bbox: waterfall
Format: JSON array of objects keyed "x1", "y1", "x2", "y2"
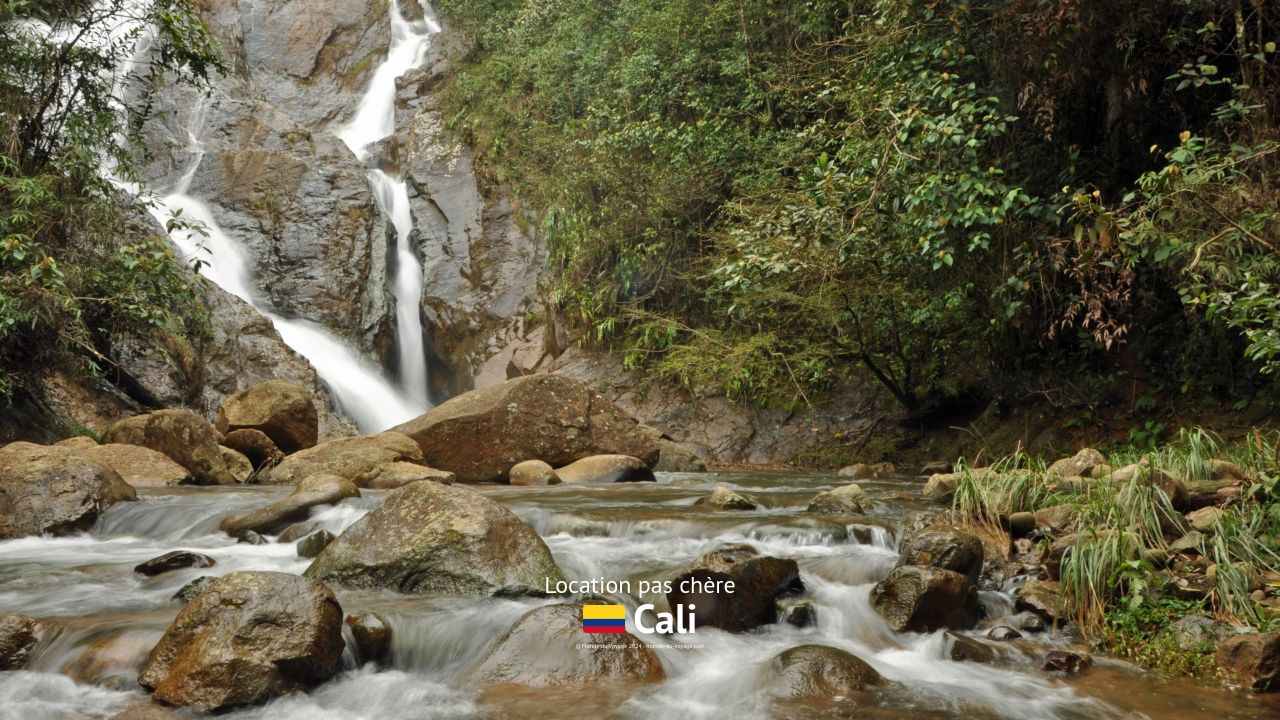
[
  {"x1": 154, "y1": 108, "x2": 424, "y2": 431},
  {"x1": 338, "y1": 2, "x2": 440, "y2": 409},
  {"x1": 140, "y1": 1, "x2": 441, "y2": 430}
]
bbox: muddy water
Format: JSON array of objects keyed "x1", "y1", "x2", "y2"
[{"x1": 1, "y1": 472, "x2": 1277, "y2": 719}]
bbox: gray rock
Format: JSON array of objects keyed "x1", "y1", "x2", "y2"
[
  {"x1": 219, "y1": 474, "x2": 359, "y2": 538},
  {"x1": 345, "y1": 611, "x2": 391, "y2": 665},
  {"x1": 768, "y1": 644, "x2": 882, "y2": 699},
  {"x1": 139, "y1": 571, "x2": 344, "y2": 711},
  {"x1": 555, "y1": 454, "x2": 655, "y2": 484},
  {"x1": 697, "y1": 484, "x2": 757, "y2": 511},
  {"x1": 869, "y1": 566, "x2": 980, "y2": 633},
  {"x1": 807, "y1": 483, "x2": 870, "y2": 514},
  {"x1": 304, "y1": 481, "x2": 564, "y2": 595},
  {"x1": 0, "y1": 442, "x2": 137, "y2": 539},
  {"x1": 297, "y1": 530, "x2": 336, "y2": 559},
  {"x1": 135, "y1": 551, "x2": 216, "y2": 577}
]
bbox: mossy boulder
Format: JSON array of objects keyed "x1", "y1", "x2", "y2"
[{"x1": 0, "y1": 442, "x2": 136, "y2": 539}]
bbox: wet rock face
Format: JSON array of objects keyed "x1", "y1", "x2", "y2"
[
  {"x1": 667, "y1": 545, "x2": 803, "y2": 633},
  {"x1": 197, "y1": 283, "x2": 354, "y2": 440},
  {"x1": 769, "y1": 644, "x2": 882, "y2": 699},
  {"x1": 1217, "y1": 631, "x2": 1280, "y2": 691},
  {"x1": 0, "y1": 442, "x2": 137, "y2": 539},
  {"x1": 0, "y1": 614, "x2": 43, "y2": 671},
  {"x1": 216, "y1": 381, "x2": 318, "y2": 453},
  {"x1": 392, "y1": 375, "x2": 659, "y2": 483},
  {"x1": 304, "y1": 480, "x2": 565, "y2": 595},
  {"x1": 220, "y1": 474, "x2": 360, "y2": 538},
  {"x1": 138, "y1": 571, "x2": 344, "y2": 711},
  {"x1": 897, "y1": 525, "x2": 984, "y2": 586},
  {"x1": 264, "y1": 432, "x2": 425, "y2": 485},
  {"x1": 473, "y1": 602, "x2": 664, "y2": 686},
  {"x1": 869, "y1": 566, "x2": 980, "y2": 633},
  {"x1": 102, "y1": 410, "x2": 232, "y2": 485}
]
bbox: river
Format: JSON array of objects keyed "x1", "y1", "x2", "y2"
[{"x1": 1, "y1": 471, "x2": 1277, "y2": 719}]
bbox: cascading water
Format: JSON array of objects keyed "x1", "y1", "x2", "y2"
[
  {"x1": 337, "y1": 2, "x2": 440, "y2": 409},
  {"x1": 153, "y1": 107, "x2": 424, "y2": 430},
  {"x1": 148, "y1": 1, "x2": 442, "y2": 429}
]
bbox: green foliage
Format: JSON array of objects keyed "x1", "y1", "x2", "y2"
[
  {"x1": 1101, "y1": 595, "x2": 1219, "y2": 676},
  {"x1": 0, "y1": 0, "x2": 224, "y2": 399},
  {"x1": 439, "y1": 0, "x2": 1280, "y2": 414}
]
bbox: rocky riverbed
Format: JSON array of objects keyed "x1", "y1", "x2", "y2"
[{"x1": 2, "y1": 378, "x2": 1280, "y2": 719}]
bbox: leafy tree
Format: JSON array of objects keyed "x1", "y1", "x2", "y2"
[{"x1": 0, "y1": 0, "x2": 224, "y2": 399}]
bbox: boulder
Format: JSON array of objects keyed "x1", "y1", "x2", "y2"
[
  {"x1": 869, "y1": 566, "x2": 979, "y2": 633},
  {"x1": 70, "y1": 443, "x2": 193, "y2": 487},
  {"x1": 305, "y1": 481, "x2": 564, "y2": 595},
  {"x1": 1006, "y1": 511, "x2": 1036, "y2": 537},
  {"x1": 1015, "y1": 579, "x2": 1065, "y2": 624},
  {"x1": 221, "y1": 428, "x2": 283, "y2": 469},
  {"x1": 807, "y1": 483, "x2": 870, "y2": 514},
  {"x1": 768, "y1": 644, "x2": 882, "y2": 699},
  {"x1": 1187, "y1": 506, "x2": 1226, "y2": 533},
  {"x1": 220, "y1": 474, "x2": 359, "y2": 539},
  {"x1": 296, "y1": 529, "x2": 335, "y2": 559},
  {"x1": 508, "y1": 459, "x2": 561, "y2": 486},
  {"x1": 215, "y1": 380, "x2": 318, "y2": 453},
  {"x1": 1217, "y1": 631, "x2": 1280, "y2": 691},
  {"x1": 946, "y1": 632, "x2": 996, "y2": 663},
  {"x1": 263, "y1": 432, "x2": 424, "y2": 486},
  {"x1": 0, "y1": 442, "x2": 137, "y2": 539},
  {"x1": 391, "y1": 375, "x2": 659, "y2": 483},
  {"x1": 1110, "y1": 464, "x2": 1191, "y2": 511},
  {"x1": 897, "y1": 525, "x2": 984, "y2": 585},
  {"x1": 135, "y1": 551, "x2": 216, "y2": 577},
  {"x1": 0, "y1": 614, "x2": 43, "y2": 671},
  {"x1": 102, "y1": 410, "x2": 233, "y2": 485},
  {"x1": 362, "y1": 461, "x2": 456, "y2": 489},
  {"x1": 138, "y1": 571, "x2": 344, "y2": 711},
  {"x1": 666, "y1": 544, "x2": 803, "y2": 632},
  {"x1": 697, "y1": 484, "x2": 758, "y2": 511},
  {"x1": 654, "y1": 438, "x2": 706, "y2": 473},
  {"x1": 555, "y1": 454, "x2": 655, "y2": 484},
  {"x1": 1208, "y1": 459, "x2": 1246, "y2": 482},
  {"x1": 220, "y1": 447, "x2": 254, "y2": 484},
  {"x1": 838, "y1": 463, "x2": 893, "y2": 479},
  {"x1": 472, "y1": 602, "x2": 664, "y2": 686},
  {"x1": 1047, "y1": 448, "x2": 1107, "y2": 479},
  {"x1": 346, "y1": 611, "x2": 391, "y2": 665}
]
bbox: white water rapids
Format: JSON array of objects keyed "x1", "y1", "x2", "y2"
[{"x1": 3, "y1": 472, "x2": 1272, "y2": 720}]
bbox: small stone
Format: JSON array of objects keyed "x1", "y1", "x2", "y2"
[
  {"x1": 345, "y1": 611, "x2": 392, "y2": 664},
  {"x1": 1170, "y1": 531, "x2": 1205, "y2": 555},
  {"x1": 778, "y1": 599, "x2": 816, "y2": 628},
  {"x1": 1006, "y1": 512, "x2": 1035, "y2": 538},
  {"x1": 0, "y1": 613, "x2": 43, "y2": 670},
  {"x1": 239, "y1": 531, "x2": 267, "y2": 545},
  {"x1": 947, "y1": 632, "x2": 996, "y2": 663},
  {"x1": 135, "y1": 551, "x2": 216, "y2": 577},
  {"x1": 987, "y1": 626, "x2": 1022, "y2": 641},
  {"x1": 278, "y1": 522, "x2": 317, "y2": 543},
  {"x1": 172, "y1": 576, "x2": 215, "y2": 603},
  {"x1": 698, "y1": 484, "x2": 758, "y2": 511},
  {"x1": 508, "y1": 459, "x2": 561, "y2": 487},
  {"x1": 1186, "y1": 506, "x2": 1226, "y2": 533},
  {"x1": 297, "y1": 530, "x2": 335, "y2": 559},
  {"x1": 1044, "y1": 648, "x2": 1092, "y2": 673}
]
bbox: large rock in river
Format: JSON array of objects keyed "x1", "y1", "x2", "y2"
[
  {"x1": 392, "y1": 375, "x2": 658, "y2": 483},
  {"x1": 473, "y1": 601, "x2": 664, "y2": 686},
  {"x1": 102, "y1": 410, "x2": 233, "y2": 485},
  {"x1": 219, "y1": 474, "x2": 359, "y2": 539},
  {"x1": 555, "y1": 454, "x2": 655, "y2": 484},
  {"x1": 304, "y1": 480, "x2": 564, "y2": 595},
  {"x1": 263, "y1": 431, "x2": 424, "y2": 485},
  {"x1": 807, "y1": 483, "x2": 870, "y2": 514},
  {"x1": 70, "y1": 443, "x2": 193, "y2": 488},
  {"x1": 216, "y1": 380, "x2": 318, "y2": 453},
  {"x1": 768, "y1": 644, "x2": 882, "y2": 699},
  {"x1": 869, "y1": 566, "x2": 979, "y2": 633},
  {"x1": 0, "y1": 442, "x2": 137, "y2": 539},
  {"x1": 667, "y1": 544, "x2": 803, "y2": 632},
  {"x1": 138, "y1": 571, "x2": 344, "y2": 711},
  {"x1": 897, "y1": 525, "x2": 984, "y2": 585}
]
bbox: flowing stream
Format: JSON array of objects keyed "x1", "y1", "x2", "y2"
[{"x1": 2, "y1": 472, "x2": 1277, "y2": 720}]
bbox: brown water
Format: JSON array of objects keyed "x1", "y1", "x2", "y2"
[{"x1": 1, "y1": 471, "x2": 1276, "y2": 720}]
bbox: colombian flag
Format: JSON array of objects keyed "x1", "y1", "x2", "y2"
[{"x1": 582, "y1": 604, "x2": 626, "y2": 633}]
